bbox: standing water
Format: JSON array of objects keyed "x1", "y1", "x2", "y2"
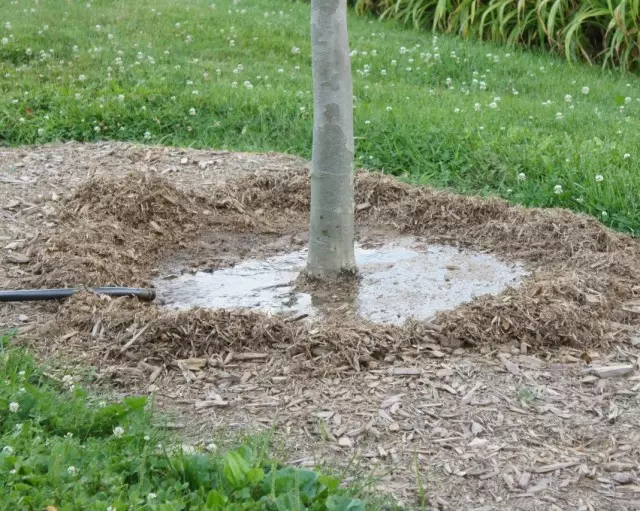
[{"x1": 154, "y1": 237, "x2": 526, "y2": 325}]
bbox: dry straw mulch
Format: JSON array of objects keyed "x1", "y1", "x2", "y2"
[{"x1": 31, "y1": 168, "x2": 640, "y2": 371}]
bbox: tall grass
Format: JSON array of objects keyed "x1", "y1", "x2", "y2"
[{"x1": 355, "y1": 0, "x2": 640, "y2": 70}]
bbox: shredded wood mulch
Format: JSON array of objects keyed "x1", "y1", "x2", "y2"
[{"x1": 3, "y1": 142, "x2": 640, "y2": 510}]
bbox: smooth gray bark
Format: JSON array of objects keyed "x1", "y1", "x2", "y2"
[{"x1": 307, "y1": 0, "x2": 356, "y2": 279}]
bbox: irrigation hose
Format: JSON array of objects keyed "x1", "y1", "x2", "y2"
[{"x1": 0, "y1": 287, "x2": 156, "y2": 302}]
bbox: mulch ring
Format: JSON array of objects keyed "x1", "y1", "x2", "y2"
[{"x1": 20, "y1": 168, "x2": 640, "y2": 376}]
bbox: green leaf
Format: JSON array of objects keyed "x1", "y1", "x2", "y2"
[
  {"x1": 318, "y1": 475, "x2": 340, "y2": 493},
  {"x1": 223, "y1": 451, "x2": 251, "y2": 488},
  {"x1": 276, "y1": 492, "x2": 301, "y2": 511},
  {"x1": 326, "y1": 496, "x2": 365, "y2": 511},
  {"x1": 247, "y1": 467, "x2": 265, "y2": 485},
  {"x1": 12, "y1": 483, "x2": 32, "y2": 493},
  {"x1": 205, "y1": 489, "x2": 228, "y2": 510}
]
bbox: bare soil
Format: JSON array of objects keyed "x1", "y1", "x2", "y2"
[{"x1": 2, "y1": 142, "x2": 640, "y2": 510}]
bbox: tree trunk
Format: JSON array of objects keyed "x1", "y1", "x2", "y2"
[{"x1": 307, "y1": 0, "x2": 356, "y2": 280}]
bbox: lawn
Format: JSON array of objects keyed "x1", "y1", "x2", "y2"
[
  {"x1": 0, "y1": 333, "x2": 380, "y2": 510},
  {"x1": 0, "y1": 0, "x2": 639, "y2": 234}
]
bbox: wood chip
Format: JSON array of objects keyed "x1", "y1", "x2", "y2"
[
  {"x1": 436, "y1": 367, "x2": 454, "y2": 378},
  {"x1": 390, "y1": 367, "x2": 422, "y2": 376},
  {"x1": 499, "y1": 354, "x2": 522, "y2": 376},
  {"x1": 5, "y1": 253, "x2": 30, "y2": 263},
  {"x1": 148, "y1": 365, "x2": 163, "y2": 384},
  {"x1": 338, "y1": 437, "x2": 352, "y2": 448},
  {"x1": 612, "y1": 472, "x2": 637, "y2": 485},
  {"x1": 174, "y1": 357, "x2": 207, "y2": 371},
  {"x1": 621, "y1": 299, "x2": 640, "y2": 314},
  {"x1": 232, "y1": 352, "x2": 268, "y2": 361},
  {"x1": 195, "y1": 399, "x2": 228, "y2": 409},
  {"x1": 585, "y1": 365, "x2": 634, "y2": 378},
  {"x1": 380, "y1": 394, "x2": 404, "y2": 409},
  {"x1": 461, "y1": 383, "x2": 481, "y2": 404},
  {"x1": 119, "y1": 323, "x2": 151, "y2": 354},
  {"x1": 518, "y1": 471, "x2": 531, "y2": 489},
  {"x1": 532, "y1": 461, "x2": 580, "y2": 473},
  {"x1": 149, "y1": 220, "x2": 163, "y2": 233},
  {"x1": 468, "y1": 438, "x2": 488, "y2": 448},
  {"x1": 471, "y1": 421, "x2": 484, "y2": 436},
  {"x1": 603, "y1": 462, "x2": 636, "y2": 472}
]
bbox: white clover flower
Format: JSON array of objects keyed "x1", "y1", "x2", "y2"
[
  {"x1": 602, "y1": 211, "x2": 608, "y2": 217},
  {"x1": 624, "y1": 153, "x2": 631, "y2": 159},
  {"x1": 625, "y1": 97, "x2": 632, "y2": 104},
  {"x1": 231, "y1": 81, "x2": 237, "y2": 88},
  {"x1": 453, "y1": 108, "x2": 460, "y2": 113},
  {"x1": 9, "y1": 469, "x2": 16, "y2": 474},
  {"x1": 399, "y1": 46, "x2": 408, "y2": 54},
  {"x1": 488, "y1": 102, "x2": 497, "y2": 109},
  {"x1": 206, "y1": 443, "x2": 217, "y2": 453},
  {"x1": 290, "y1": 46, "x2": 300, "y2": 55},
  {"x1": 564, "y1": 94, "x2": 572, "y2": 103},
  {"x1": 37, "y1": 128, "x2": 44, "y2": 136},
  {"x1": 2, "y1": 446, "x2": 13, "y2": 454},
  {"x1": 243, "y1": 80, "x2": 253, "y2": 89},
  {"x1": 554, "y1": 184, "x2": 563, "y2": 194},
  {"x1": 113, "y1": 426, "x2": 125, "y2": 438},
  {"x1": 144, "y1": 435, "x2": 150, "y2": 441},
  {"x1": 118, "y1": 94, "x2": 125, "y2": 102},
  {"x1": 595, "y1": 174, "x2": 604, "y2": 182},
  {"x1": 1, "y1": 38, "x2": 8, "y2": 45},
  {"x1": 474, "y1": 103, "x2": 481, "y2": 111},
  {"x1": 189, "y1": 107, "x2": 196, "y2": 116},
  {"x1": 94, "y1": 126, "x2": 100, "y2": 133},
  {"x1": 581, "y1": 86, "x2": 589, "y2": 95},
  {"x1": 8, "y1": 402, "x2": 19, "y2": 413},
  {"x1": 108, "y1": 33, "x2": 114, "y2": 40},
  {"x1": 391, "y1": 59, "x2": 397, "y2": 65},
  {"x1": 517, "y1": 173, "x2": 526, "y2": 182},
  {"x1": 147, "y1": 493, "x2": 157, "y2": 500},
  {"x1": 364, "y1": 120, "x2": 370, "y2": 125},
  {"x1": 555, "y1": 112, "x2": 564, "y2": 120},
  {"x1": 67, "y1": 466, "x2": 77, "y2": 475},
  {"x1": 386, "y1": 106, "x2": 392, "y2": 111},
  {"x1": 144, "y1": 131, "x2": 151, "y2": 139},
  {"x1": 78, "y1": 74, "x2": 87, "y2": 82}
]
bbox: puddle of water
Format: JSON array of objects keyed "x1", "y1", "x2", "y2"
[{"x1": 154, "y1": 237, "x2": 527, "y2": 325}]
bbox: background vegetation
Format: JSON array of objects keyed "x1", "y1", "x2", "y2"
[{"x1": 354, "y1": 0, "x2": 640, "y2": 71}]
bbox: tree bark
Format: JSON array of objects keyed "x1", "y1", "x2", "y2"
[{"x1": 307, "y1": 0, "x2": 356, "y2": 279}]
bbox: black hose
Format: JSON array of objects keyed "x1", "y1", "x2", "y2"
[{"x1": 0, "y1": 287, "x2": 156, "y2": 302}]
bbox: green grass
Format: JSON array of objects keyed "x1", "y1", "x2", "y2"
[
  {"x1": 0, "y1": 332, "x2": 385, "y2": 510},
  {"x1": 0, "y1": 0, "x2": 639, "y2": 233}
]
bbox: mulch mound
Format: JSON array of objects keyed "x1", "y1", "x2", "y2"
[
  {"x1": 28, "y1": 172, "x2": 218, "y2": 287},
  {"x1": 33, "y1": 169, "x2": 640, "y2": 373}
]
